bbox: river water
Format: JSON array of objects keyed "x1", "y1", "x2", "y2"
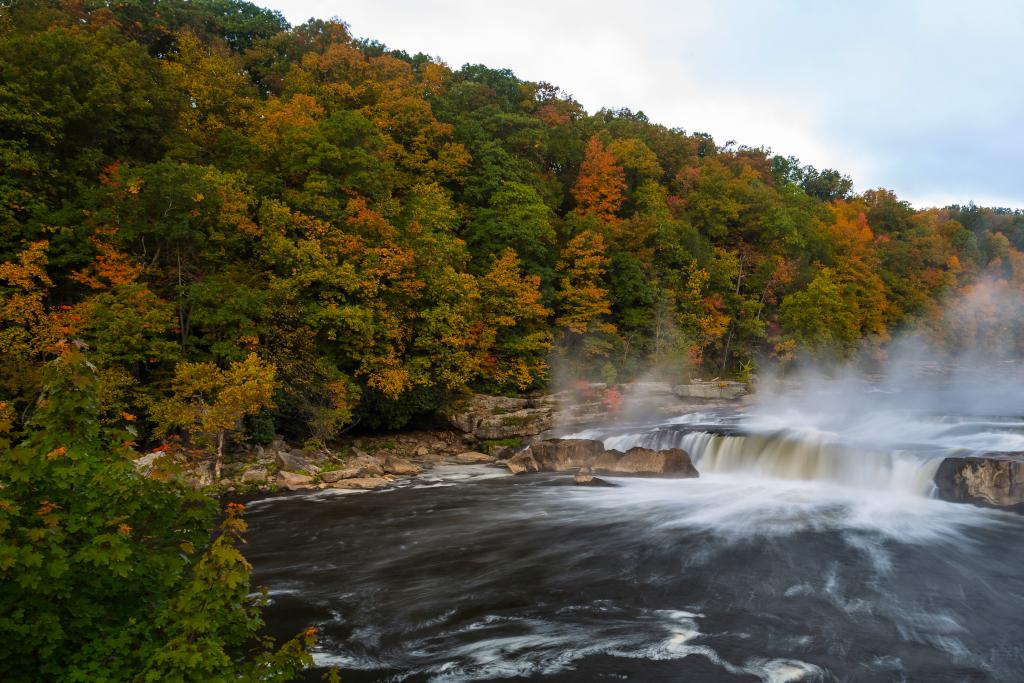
[{"x1": 245, "y1": 404, "x2": 1024, "y2": 682}]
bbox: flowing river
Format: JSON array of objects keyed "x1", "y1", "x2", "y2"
[{"x1": 245, "y1": 401, "x2": 1024, "y2": 682}]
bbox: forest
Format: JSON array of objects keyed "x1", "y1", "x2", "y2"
[
  {"x1": 2, "y1": 1, "x2": 1024, "y2": 677},
  {"x1": 4, "y1": 1, "x2": 1024, "y2": 447}
]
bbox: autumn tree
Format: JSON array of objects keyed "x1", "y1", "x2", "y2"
[
  {"x1": 151, "y1": 353, "x2": 276, "y2": 479},
  {"x1": 556, "y1": 230, "x2": 617, "y2": 361},
  {"x1": 572, "y1": 135, "x2": 626, "y2": 224}
]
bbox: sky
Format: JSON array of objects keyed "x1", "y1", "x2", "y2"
[{"x1": 256, "y1": 0, "x2": 1024, "y2": 210}]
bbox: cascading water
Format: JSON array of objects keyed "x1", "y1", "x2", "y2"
[
  {"x1": 243, "y1": 397, "x2": 1024, "y2": 682},
  {"x1": 571, "y1": 426, "x2": 945, "y2": 495}
]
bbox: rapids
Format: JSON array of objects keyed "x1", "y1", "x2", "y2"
[{"x1": 245, "y1": 407, "x2": 1024, "y2": 682}]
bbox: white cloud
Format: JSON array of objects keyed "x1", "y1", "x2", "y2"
[{"x1": 257, "y1": 0, "x2": 1024, "y2": 209}]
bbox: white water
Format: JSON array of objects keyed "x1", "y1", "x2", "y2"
[{"x1": 567, "y1": 405, "x2": 1024, "y2": 497}]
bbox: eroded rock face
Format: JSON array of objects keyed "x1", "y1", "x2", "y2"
[
  {"x1": 506, "y1": 439, "x2": 699, "y2": 479},
  {"x1": 600, "y1": 447, "x2": 699, "y2": 477},
  {"x1": 528, "y1": 439, "x2": 606, "y2": 471},
  {"x1": 447, "y1": 394, "x2": 554, "y2": 439},
  {"x1": 934, "y1": 455, "x2": 1024, "y2": 511}
]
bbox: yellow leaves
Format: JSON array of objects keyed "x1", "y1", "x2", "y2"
[
  {"x1": 365, "y1": 360, "x2": 412, "y2": 400},
  {"x1": 117, "y1": 523, "x2": 132, "y2": 536},
  {"x1": 151, "y1": 354, "x2": 276, "y2": 451},
  {"x1": 556, "y1": 230, "x2": 614, "y2": 335},
  {"x1": 125, "y1": 180, "x2": 142, "y2": 195}
]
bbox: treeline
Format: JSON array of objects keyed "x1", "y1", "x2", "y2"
[{"x1": 2, "y1": 0, "x2": 1023, "y2": 447}]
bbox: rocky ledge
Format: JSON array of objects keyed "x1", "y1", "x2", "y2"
[
  {"x1": 934, "y1": 454, "x2": 1024, "y2": 512},
  {"x1": 500, "y1": 438, "x2": 699, "y2": 479},
  {"x1": 133, "y1": 430, "x2": 498, "y2": 494}
]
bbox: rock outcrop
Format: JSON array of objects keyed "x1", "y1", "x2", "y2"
[
  {"x1": 446, "y1": 394, "x2": 555, "y2": 439},
  {"x1": 934, "y1": 455, "x2": 1024, "y2": 512},
  {"x1": 674, "y1": 381, "x2": 748, "y2": 400},
  {"x1": 505, "y1": 439, "x2": 699, "y2": 478}
]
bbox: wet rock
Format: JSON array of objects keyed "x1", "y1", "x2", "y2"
[
  {"x1": 276, "y1": 471, "x2": 314, "y2": 490},
  {"x1": 597, "y1": 447, "x2": 699, "y2": 477},
  {"x1": 528, "y1": 439, "x2": 606, "y2": 471},
  {"x1": 414, "y1": 446, "x2": 430, "y2": 457},
  {"x1": 574, "y1": 468, "x2": 615, "y2": 487},
  {"x1": 504, "y1": 451, "x2": 540, "y2": 474},
  {"x1": 240, "y1": 467, "x2": 268, "y2": 483},
  {"x1": 453, "y1": 451, "x2": 495, "y2": 464},
  {"x1": 328, "y1": 477, "x2": 390, "y2": 490},
  {"x1": 934, "y1": 455, "x2": 1024, "y2": 511},
  {"x1": 383, "y1": 456, "x2": 423, "y2": 475}
]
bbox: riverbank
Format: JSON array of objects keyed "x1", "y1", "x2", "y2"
[{"x1": 134, "y1": 380, "x2": 750, "y2": 495}]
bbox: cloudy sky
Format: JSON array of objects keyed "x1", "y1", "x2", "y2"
[{"x1": 257, "y1": 1, "x2": 1024, "y2": 209}]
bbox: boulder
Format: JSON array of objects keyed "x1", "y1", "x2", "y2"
[
  {"x1": 414, "y1": 446, "x2": 430, "y2": 457},
  {"x1": 574, "y1": 468, "x2": 615, "y2": 487},
  {"x1": 504, "y1": 451, "x2": 540, "y2": 474},
  {"x1": 383, "y1": 456, "x2": 423, "y2": 476},
  {"x1": 347, "y1": 455, "x2": 385, "y2": 476},
  {"x1": 528, "y1": 439, "x2": 606, "y2": 471},
  {"x1": 276, "y1": 450, "x2": 317, "y2": 474},
  {"x1": 319, "y1": 467, "x2": 363, "y2": 483},
  {"x1": 328, "y1": 477, "x2": 391, "y2": 490},
  {"x1": 934, "y1": 455, "x2": 1024, "y2": 511},
  {"x1": 276, "y1": 471, "x2": 315, "y2": 490},
  {"x1": 240, "y1": 467, "x2": 268, "y2": 483},
  {"x1": 597, "y1": 447, "x2": 699, "y2": 477},
  {"x1": 454, "y1": 451, "x2": 495, "y2": 464}
]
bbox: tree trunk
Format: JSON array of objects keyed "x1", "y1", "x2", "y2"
[{"x1": 214, "y1": 431, "x2": 224, "y2": 481}]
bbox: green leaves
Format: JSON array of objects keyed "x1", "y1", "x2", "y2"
[{"x1": 0, "y1": 350, "x2": 309, "y2": 681}]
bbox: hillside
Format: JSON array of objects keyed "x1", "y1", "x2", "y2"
[{"x1": 2, "y1": 0, "x2": 1023, "y2": 448}]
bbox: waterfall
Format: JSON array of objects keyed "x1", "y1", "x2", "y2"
[{"x1": 597, "y1": 428, "x2": 944, "y2": 495}]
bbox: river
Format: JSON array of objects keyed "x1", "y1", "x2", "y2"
[{"x1": 245, "y1": 401, "x2": 1024, "y2": 682}]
